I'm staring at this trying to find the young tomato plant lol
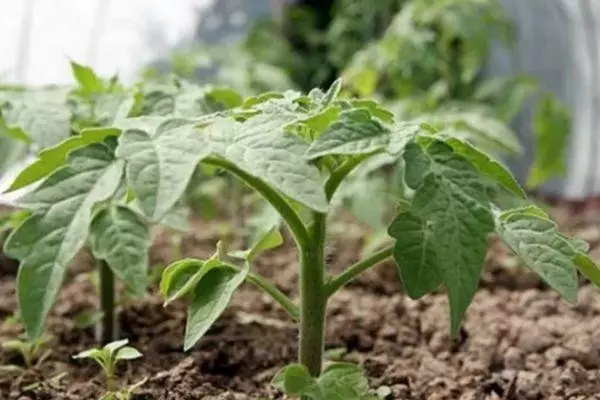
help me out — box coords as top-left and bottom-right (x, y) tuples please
(73, 339), (143, 395)
(1, 62), (243, 345)
(147, 79), (600, 398)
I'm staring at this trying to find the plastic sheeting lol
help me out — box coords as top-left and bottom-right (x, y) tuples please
(486, 0), (600, 198)
(0, 0), (599, 201)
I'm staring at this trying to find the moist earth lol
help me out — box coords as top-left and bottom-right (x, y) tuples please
(2, 208), (600, 399)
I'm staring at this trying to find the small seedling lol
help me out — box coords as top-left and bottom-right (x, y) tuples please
(73, 339), (142, 393)
(1, 335), (52, 367)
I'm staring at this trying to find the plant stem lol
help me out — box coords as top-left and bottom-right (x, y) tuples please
(106, 374), (116, 392)
(299, 212), (327, 377)
(325, 246), (394, 297)
(246, 272), (300, 321)
(204, 157), (310, 250)
(325, 155), (371, 201)
(98, 260), (117, 345)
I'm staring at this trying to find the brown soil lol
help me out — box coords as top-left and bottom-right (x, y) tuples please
(2, 206), (600, 399)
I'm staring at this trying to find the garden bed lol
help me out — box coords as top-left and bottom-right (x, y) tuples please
(2, 206), (600, 400)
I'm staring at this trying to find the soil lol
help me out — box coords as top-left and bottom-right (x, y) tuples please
(2, 206), (600, 399)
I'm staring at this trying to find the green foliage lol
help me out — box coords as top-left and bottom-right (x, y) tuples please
(527, 96), (572, 188)
(495, 206), (582, 302)
(160, 254), (249, 351)
(273, 362), (374, 400)
(399, 141), (496, 334)
(73, 339), (142, 394)
(6, 127), (121, 192)
(5, 143), (123, 339)
(1, 335), (52, 368)
(2, 60), (591, 395)
(89, 205), (151, 296)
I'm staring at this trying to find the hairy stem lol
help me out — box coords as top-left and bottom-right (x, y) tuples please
(299, 212), (327, 377)
(204, 157), (310, 251)
(325, 155), (371, 201)
(98, 260), (117, 345)
(246, 272), (299, 321)
(325, 246), (394, 297)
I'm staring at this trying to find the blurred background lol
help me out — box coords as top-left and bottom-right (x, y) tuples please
(1, 0), (599, 203)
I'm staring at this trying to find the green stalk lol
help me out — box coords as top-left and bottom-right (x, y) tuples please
(246, 272), (300, 321)
(204, 157), (310, 250)
(105, 364), (116, 392)
(98, 260), (117, 345)
(325, 156), (370, 201)
(299, 212), (327, 377)
(325, 246), (394, 298)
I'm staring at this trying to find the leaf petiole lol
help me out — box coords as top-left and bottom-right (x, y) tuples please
(203, 157), (311, 251)
(325, 246), (394, 298)
(245, 272), (300, 321)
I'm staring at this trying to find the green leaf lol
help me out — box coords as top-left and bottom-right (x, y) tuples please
(388, 212), (442, 299)
(184, 262), (249, 351)
(160, 259), (223, 306)
(500, 204), (549, 220)
(527, 96), (571, 188)
(427, 112), (522, 155)
(116, 120), (210, 221)
(160, 202), (191, 232)
(573, 253), (600, 288)
(272, 364), (322, 400)
(564, 236), (590, 253)
(322, 78), (343, 106)
(115, 346), (142, 361)
(386, 122), (422, 155)
(0, 116), (32, 143)
(496, 208), (578, 303)
(204, 114), (328, 212)
(302, 106), (342, 135)
(73, 348), (103, 359)
(89, 205), (150, 296)
(5, 143), (123, 339)
(104, 339), (129, 353)
(347, 100), (394, 123)
(7, 127), (121, 192)
(205, 87), (243, 109)
(318, 362), (371, 400)
(231, 225), (283, 262)
(1, 340), (28, 352)
(305, 109), (388, 159)
(70, 61), (105, 93)
(403, 141), (495, 335)
(3, 99), (71, 149)
(442, 137), (526, 198)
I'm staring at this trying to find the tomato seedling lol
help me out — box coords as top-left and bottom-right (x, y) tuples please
(73, 339), (142, 394)
(1, 63), (252, 346)
(3, 61), (597, 399)
(152, 79), (599, 398)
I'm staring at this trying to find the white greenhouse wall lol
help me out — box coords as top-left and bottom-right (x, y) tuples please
(0, 0), (599, 201)
(486, 0), (600, 198)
